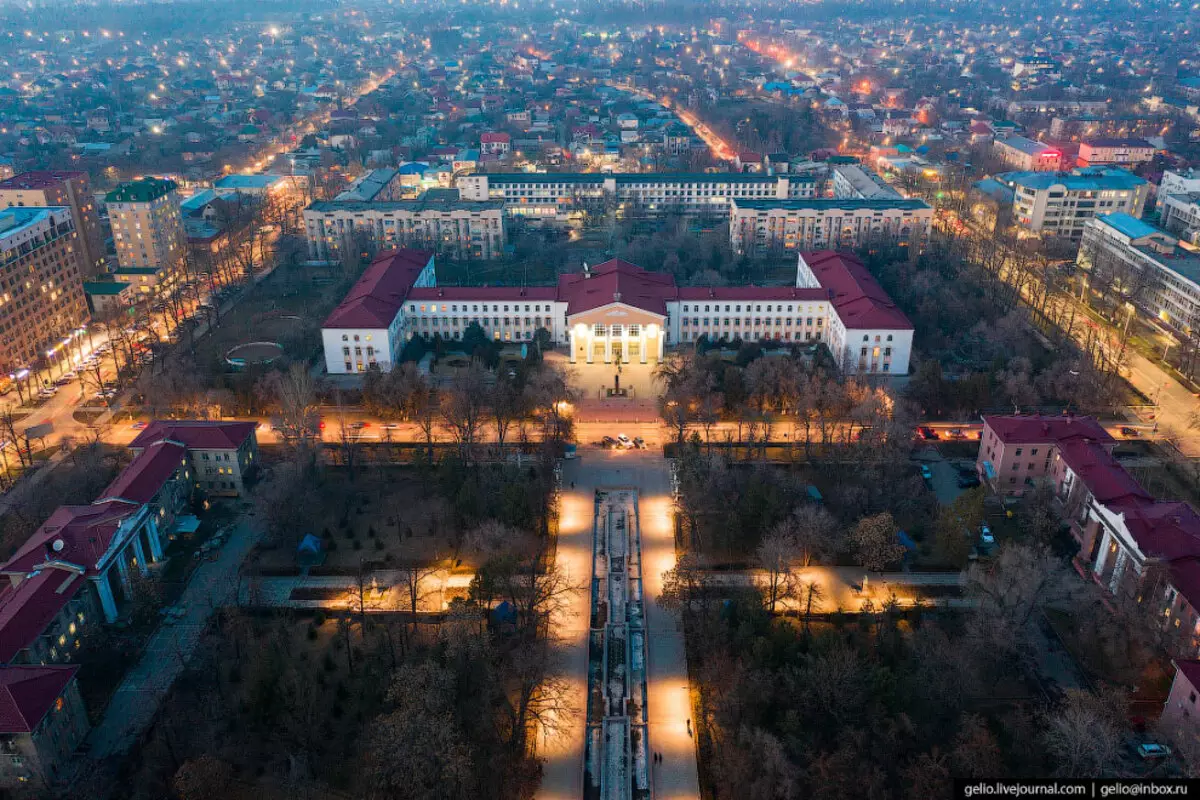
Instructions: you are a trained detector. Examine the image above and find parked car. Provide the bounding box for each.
[601,436,617,448]
[1120,427,1140,437]
[980,525,994,546]
[918,426,939,440]
[919,464,933,481]
[957,475,981,489]
[633,436,646,449]
[131,421,147,429]
[947,428,965,439]
[53,376,73,387]
[1136,743,1171,760]
[616,433,633,449]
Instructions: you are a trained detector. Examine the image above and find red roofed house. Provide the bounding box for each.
[329,251,914,378]
[97,439,192,530]
[0,666,89,791]
[480,132,511,155]
[129,420,259,497]
[321,249,436,375]
[0,499,165,624]
[978,414,1116,496]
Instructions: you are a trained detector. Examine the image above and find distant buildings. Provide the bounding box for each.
[993,167,1150,239]
[1077,212,1200,334]
[0,171,105,277]
[304,195,506,262]
[455,172,817,222]
[728,198,933,255]
[1077,138,1157,168]
[992,136,1063,172]
[1159,170,1200,245]
[322,249,914,376]
[105,178,186,287]
[831,163,903,200]
[0,207,89,374]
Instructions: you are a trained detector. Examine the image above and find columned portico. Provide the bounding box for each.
[567,306,666,367]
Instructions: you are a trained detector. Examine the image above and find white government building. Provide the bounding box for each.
[321,248,913,376]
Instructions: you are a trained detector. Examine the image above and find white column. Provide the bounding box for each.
[568,328,576,364]
[604,332,612,364]
[585,330,593,364]
[95,577,119,623]
[147,518,164,562]
[640,330,648,364]
[1108,549,1129,595]
[1093,530,1113,575]
[115,549,132,594]
[132,535,148,575]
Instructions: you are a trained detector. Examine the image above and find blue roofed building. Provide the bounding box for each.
[1078,212,1200,334]
[993,167,1150,239]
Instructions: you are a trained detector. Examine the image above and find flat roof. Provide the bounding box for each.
[475,172,815,185]
[732,198,931,212]
[1095,211,1160,240]
[308,197,505,214]
[0,207,69,240]
[996,167,1147,192]
[213,174,286,190]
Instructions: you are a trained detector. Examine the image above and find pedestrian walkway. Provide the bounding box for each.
[75,519,262,770]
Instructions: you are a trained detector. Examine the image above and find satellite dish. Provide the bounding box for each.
[52,539,65,553]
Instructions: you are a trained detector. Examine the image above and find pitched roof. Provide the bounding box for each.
[983,414,1114,446]
[802,251,913,331]
[0,170,84,191]
[0,666,78,733]
[323,249,434,329]
[0,566,84,663]
[556,259,677,316]
[129,420,258,451]
[97,440,188,504]
[105,177,177,204]
[1057,438,1152,505]
[0,502,138,577]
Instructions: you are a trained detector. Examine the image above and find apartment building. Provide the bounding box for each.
[323,249,914,376]
[304,196,505,262]
[1161,192,1200,245]
[994,167,1149,239]
[992,136,1063,172]
[455,172,817,221]
[1077,137,1157,168]
[105,178,186,282]
[728,198,933,255]
[333,168,405,203]
[0,207,88,373]
[831,163,903,199]
[0,171,105,277]
[1161,169,1200,198]
[1077,213,1200,334]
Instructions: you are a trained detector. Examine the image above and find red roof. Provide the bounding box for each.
[98,440,188,504]
[1110,498,1200,564]
[677,286,826,301]
[1057,438,1151,505]
[0,666,78,733]
[323,249,433,329]
[556,259,677,316]
[408,286,557,302]
[481,132,510,143]
[0,170,84,191]
[983,414,1114,446]
[802,251,913,331]
[129,420,257,451]
[0,501,138,577]
[0,566,84,663]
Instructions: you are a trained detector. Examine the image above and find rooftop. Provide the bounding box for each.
[983,414,1115,446]
[213,175,288,191]
[105,177,178,204]
[732,198,931,212]
[0,666,79,734]
[323,248,435,329]
[0,170,85,192]
[97,440,188,505]
[129,420,259,452]
[0,566,85,663]
[1094,211,1160,240]
[995,167,1147,192]
[0,207,69,240]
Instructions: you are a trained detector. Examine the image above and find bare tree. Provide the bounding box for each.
[268,363,321,462]
[757,523,800,613]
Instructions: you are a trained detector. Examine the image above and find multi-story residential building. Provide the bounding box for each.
[992,136,1063,172]
[455,172,817,222]
[104,178,186,282]
[304,197,505,262]
[830,163,903,200]
[728,198,933,255]
[1077,213,1200,334]
[1077,137,1157,168]
[0,207,88,374]
[993,167,1150,239]
[0,172,105,277]
[1161,169,1200,198]
[1160,192,1200,245]
[0,666,90,792]
[129,420,260,497]
[323,249,914,376]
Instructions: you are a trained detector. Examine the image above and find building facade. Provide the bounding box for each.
[0,207,88,373]
[304,198,505,262]
[1077,138,1157,168]
[0,666,90,792]
[455,172,817,222]
[105,178,186,275]
[992,136,1063,172]
[1161,192,1200,245]
[323,249,914,376]
[1077,213,1200,335]
[129,421,260,497]
[0,172,105,277]
[993,167,1150,239]
[729,198,933,255]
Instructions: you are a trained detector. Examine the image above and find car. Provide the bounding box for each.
[616,433,633,448]
[980,525,994,545]
[633,436,646,449]
[62,370,76,380]
[601,436,617,448]
[131,421,147,429]
[919,464,933,481]
[957,475,981,489]
[1136,743,1171,760]
[1120,427,1140,437]
[918,426,939,440]
[947,428,965,439]
[54,376,73,387]
[350,421,368,430]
